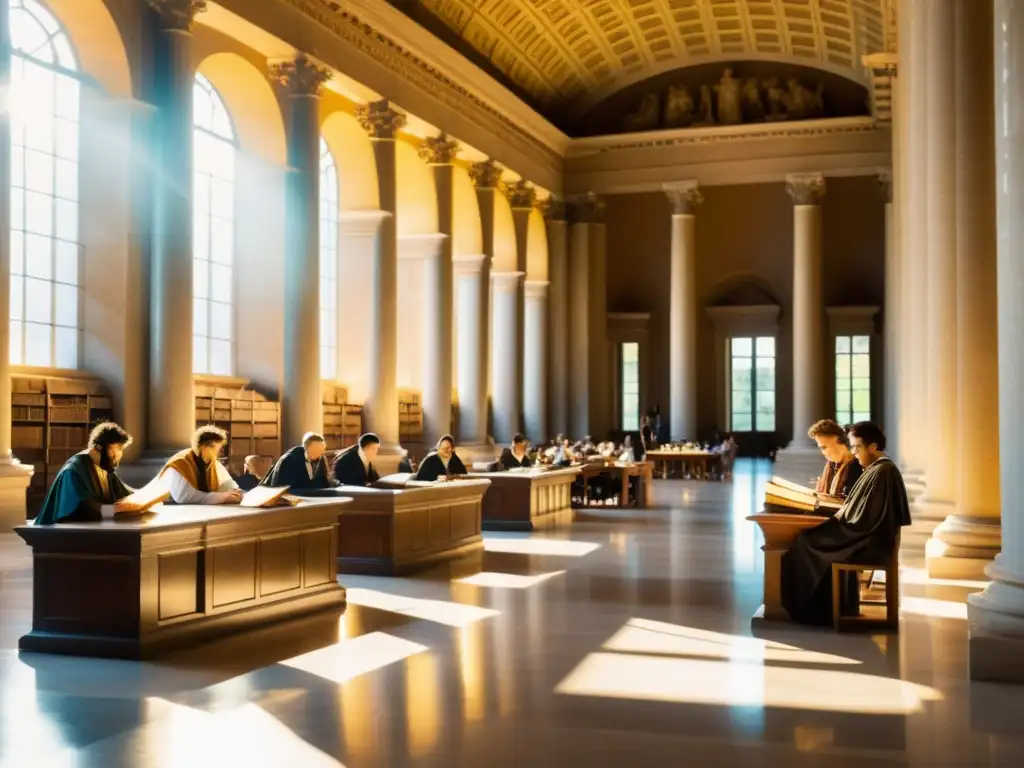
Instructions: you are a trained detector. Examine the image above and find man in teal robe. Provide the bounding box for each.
[34,422,136,525]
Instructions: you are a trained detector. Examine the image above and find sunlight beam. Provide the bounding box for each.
[281,631,428,685]
[482,538,601,557]
[345,588,500,628]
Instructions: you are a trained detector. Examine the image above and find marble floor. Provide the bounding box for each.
[1,460,1022,767]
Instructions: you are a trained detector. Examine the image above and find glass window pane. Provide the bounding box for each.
[836,335,850,354]
[210,339,231,376]
[193,173,210,214]
[732,413,752,432]
[55,76,79,120]
[211,179,232,219]
[836,390,851,413]
[836,355,851,380]
[55,197,77,242]
[210,301,231,340]
[756,413,775,432]
[54,326,77,369]
[320,280,336,311]
[211,217,233,265]
[731,337,752,357]
[55,239,77,284]
[321,348,336,381]
[853,411,871,422]
[25,277,52,323]
[193,335,208,373]
[11,188,24,230]
[853,389,871,413]
[11,231,24,275]
[210,264,231,303]
[852,354,870,378]
[193,214,209,262]
[11,276,24,321]
[24,321,51,366]
[623,342,639,363]
[732,388,752,416]
[755,336,775,357]
[54,118,76,160]
[732,356,752,391]
[193,298,208,337]
[25,190,53,235]
[755,357,775,390]
[193,260,209,300]
[10,321,23,365]
[54,283,77,327]
[25,233,51,279]
[25,149,54,194]
[321,311,336,347]
[853,335,870,354]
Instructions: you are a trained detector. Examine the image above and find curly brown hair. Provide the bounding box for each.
[88,422,132,451]
[807,419,848,445]
[192,425,228,454]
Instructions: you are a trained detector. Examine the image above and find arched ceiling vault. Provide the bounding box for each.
[391,0,893,115]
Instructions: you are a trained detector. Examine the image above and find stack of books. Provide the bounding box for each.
[764,476,843,514]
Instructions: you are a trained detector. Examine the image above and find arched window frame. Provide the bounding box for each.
[191,72,237,376]
[319,138,339,381]
[8,0,84,369]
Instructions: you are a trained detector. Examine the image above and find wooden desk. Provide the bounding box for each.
[646,450,722,480]
[746,512,829,623]
[14,499,349,659]
[305,479,490,575]
[576,462,653,509]
[471,467,580,531]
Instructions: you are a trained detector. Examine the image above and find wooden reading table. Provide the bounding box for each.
[575,461,654,509]
[15,498,350,659]
[646,450,722,480]
[469,466,580,530]
[746,511,829,623]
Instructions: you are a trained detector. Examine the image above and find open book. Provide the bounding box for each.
[115,484,171,515]
[765,476,843,513]
[240,485,297,508]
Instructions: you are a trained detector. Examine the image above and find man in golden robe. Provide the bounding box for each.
[159,425,242,505]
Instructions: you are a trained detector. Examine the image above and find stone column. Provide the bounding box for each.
[968,0,1024,684]
[356,100,405,452]
[490,271,525,442]
[540,198,569,438]
[916,0,958,526]
[0,0,33,529]
[418,135,460,445]
[455,254,489,447]
[504,180,536,439]
[927,0,1000,579]
[664,181,702,442]
[568,193,607,439]
[786,173,826,447]
[879,170,899,461]
[271,56,330,448]
[524,280,549,442]
[147,0,206,453]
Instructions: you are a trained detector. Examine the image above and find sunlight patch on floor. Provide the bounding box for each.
[454,571,566,589]
[281,631,428,685]
[482,537,601,557]
[346,588,500,628]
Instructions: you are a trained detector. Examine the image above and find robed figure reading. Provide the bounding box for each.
[332,433,381,487]
[499,434,533,470]
[261,434,334,491]
[414,435,468,481]
[781,423,910,626]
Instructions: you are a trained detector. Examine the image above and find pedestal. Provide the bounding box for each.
[746,512,829,626]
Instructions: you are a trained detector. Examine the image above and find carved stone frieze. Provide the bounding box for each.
[269,55,332,96]
[537,197,567,222]
[664,181,703,215]
[501,180,536,210]
[418,134,461,165]
[469,160,503,190]
[355,100,406,139]
[786,173,826,205]
[568,193,606,225]
[146,0,207,31]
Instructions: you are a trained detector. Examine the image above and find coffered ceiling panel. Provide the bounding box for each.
[392,0,892,112]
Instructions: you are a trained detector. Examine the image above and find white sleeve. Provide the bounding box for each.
[164,469,217,505]
[215,461,239,492]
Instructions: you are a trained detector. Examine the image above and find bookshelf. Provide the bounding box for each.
[194,378,281,476]
[322,383,363,448]
[398,390,423,443]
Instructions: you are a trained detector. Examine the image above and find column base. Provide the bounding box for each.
[0,456,35,532]
[771,446,822,487]
[458,442,499,465]
[925,516,1000,580]
[969,560,1024,682]
[375,443,408,477]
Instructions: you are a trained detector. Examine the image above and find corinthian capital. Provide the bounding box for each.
[146,0,207,31]
[786,173,826,205]
[418,134,461,165]
[537,196,567,222]
[355,100,406,140]
[664,181,703,215]
[269,55,332,96]
[568,192,605,225]
[501,180,536,210]
[469,160,503,189]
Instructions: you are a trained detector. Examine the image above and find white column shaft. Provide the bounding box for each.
[456,257,488,444]
[791,204,824,445]
[424,166,454,444]
[524,282,549,441]
[669,213,697,441]
[547,219,569,437]
[491,273,523,442]
[568,223,591,438]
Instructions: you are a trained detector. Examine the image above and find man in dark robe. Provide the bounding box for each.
[640,414,655,458]
[35,422,137,525]
[499,433,533,470]
[414,435,468,481]
[781,421,911,626]
[261,433,335,490]
[332,432,381,486]
[235,455,272,491]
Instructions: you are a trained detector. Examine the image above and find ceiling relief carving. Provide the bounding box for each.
[389,0,890,132]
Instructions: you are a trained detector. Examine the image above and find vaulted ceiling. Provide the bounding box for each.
[389,0,893,122]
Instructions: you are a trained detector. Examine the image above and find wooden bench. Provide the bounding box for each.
[831,530,901,632]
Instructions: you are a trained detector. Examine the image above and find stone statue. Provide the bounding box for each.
[714,67,743,125]
[783,78,814,119]
[695,83,715,125]
[663,84,694,128]
[623,93,660,132]
[743,77,764,121]
[765,77,787,120]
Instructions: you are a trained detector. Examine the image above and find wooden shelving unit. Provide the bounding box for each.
[194,378,280,476]
[399,390,423,443]
[322,383,363,449]
[12,375,113,510]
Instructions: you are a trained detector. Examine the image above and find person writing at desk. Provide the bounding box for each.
[159,426,242,505]
[808,419,863,499]
[414,435,467,481]
[261,432,334,490]
[34,422,139,524]
[781,421,911,626]
[332,432,381,486]
[500,433,533,470]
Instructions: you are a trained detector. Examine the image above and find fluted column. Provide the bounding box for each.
[927,0,1000,579]
[455,254,489,446]
[356,100,405,449]
[664,181,702,442]
[147,0,206,452]
[524,280,549,441]
[916,0,959,525]
[879,169,899,461]
[271,56,330,448]
[491,271,525,442]
[504,180,536,439]
[786,173,826,447]
[0,0,33,529]
[540,199,569,437]
[967,0,1024,684]
[568,193,607,439]
[418,135,460,445]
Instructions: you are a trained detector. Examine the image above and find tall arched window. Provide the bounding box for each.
[192,73,235,375]
[319,138,339,381]
[8,0,81,368]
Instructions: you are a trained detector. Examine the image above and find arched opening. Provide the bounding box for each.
[8,0,82,368]
[320,137,339,382]
[452,165,482,257]
[492,193,517,273]
[191,72,237,376]
[525,207,548,281]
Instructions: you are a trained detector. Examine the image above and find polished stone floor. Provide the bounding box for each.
[1,459,1022,767]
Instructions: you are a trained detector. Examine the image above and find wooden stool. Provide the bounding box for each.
[830,531,901,632]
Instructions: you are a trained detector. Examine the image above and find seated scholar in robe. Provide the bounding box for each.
[808,419,863,499]
[261,432,335,491]
[158,426,242,505]
[413,435,468,481]
[499,433,533,470]
[35,422,137,525]
[781,422,911,626]
[331,432,381,487]
[235,454,272,491]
